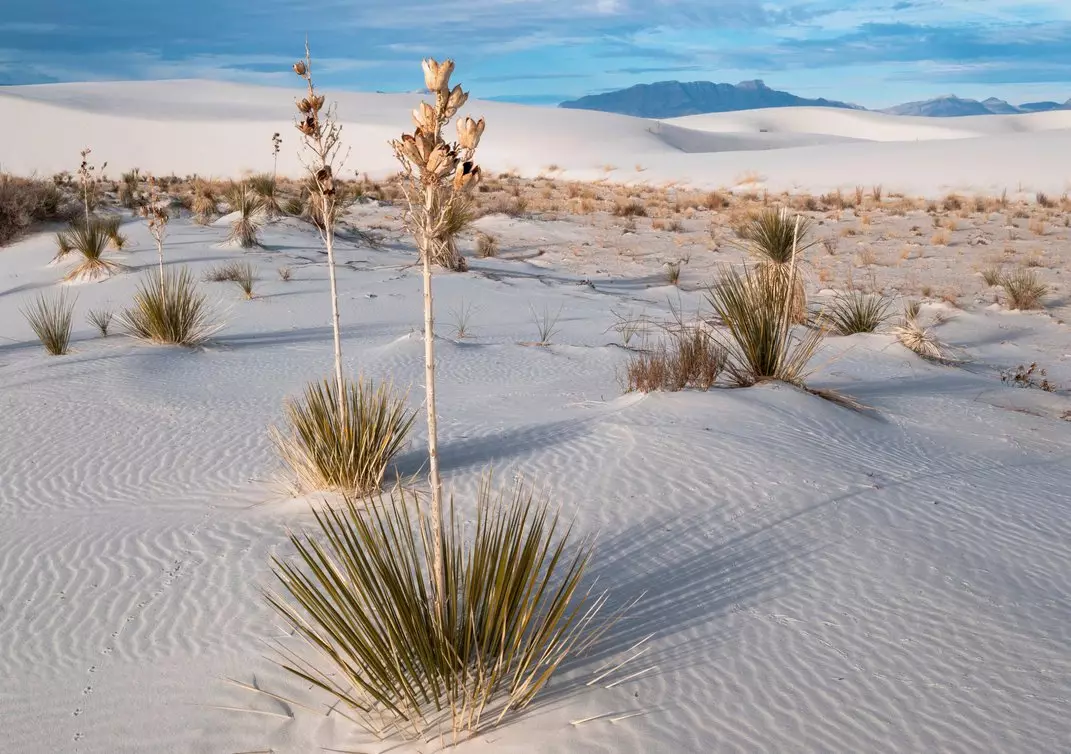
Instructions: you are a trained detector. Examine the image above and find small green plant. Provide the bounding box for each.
[448,299,476,338]
[233,261,257,299]
[736,206,817,263]
[53,231,73,260]
[821,290,893,335]
[227,184,266,247]
[608,307,650,348]
[64,217,123,281]
[267,476,610,739]
[1001,268,1048,309]
[271,377,416,496]
[475,232,498,258]
[86,307,114,337]
[530,304,563,345]
[248,172,281,218]
[22,290,76,355]
[706,264,824,386]
[120,267,219,346]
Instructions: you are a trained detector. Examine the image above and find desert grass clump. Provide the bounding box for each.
[248,172,282,218]
[267,476,609,740]
[706,263,824,386]
[233,261,257,299]
[22,290,76,355]
[87,307,114,337]
[278,265,292,282]
[1002,267,1048,310]
[821,290,892,335]
[980,265,1003,287]
[475,231,498,258]
[227,183,266,248]
[191,180,218,224]
[120,267,219,346]
[625,328,726,392]
[204,260,249,283]
[64,217,123,281]
[891,301,947,361]
[612,199,647,218]
[270,377,415,496]
[53,231,73,260]
[530,304,563,345]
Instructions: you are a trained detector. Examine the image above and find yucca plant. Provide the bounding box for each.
[64,217,123,281]
[86,307,114,337]
[119,266,219,346]
[267,476,609,741]
[248,172,282,218]
[735,207,816,322]
[191,180,218,224]
[270,377,415,496]
[706,263,825,386]
[22,290,76,355]
[227,183,266,248]
[233,261,256,299]
[891,301,947,361]
[53,231,73,260]
[1002,267,1048,310]
[821,290,893,335]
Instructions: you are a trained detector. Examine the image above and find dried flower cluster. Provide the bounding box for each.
[391,58,485,270]
[141,176,171,288]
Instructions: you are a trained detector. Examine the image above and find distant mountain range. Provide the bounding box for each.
[558,80,1071,118]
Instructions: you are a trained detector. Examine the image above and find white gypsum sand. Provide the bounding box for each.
[1,81,1070,753]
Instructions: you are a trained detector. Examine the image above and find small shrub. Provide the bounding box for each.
[736,207,816,263]
[248,172,281,217]
[612,199,647,218]
[448,299,476,338]
[1036,192,1055,209]
[665,260,683,286]
[191,181,218,224]
[64,217,123,281]
[1002,268,1048,310]
[822,291,892,335]
[980,266,1003,287]
[270,377,415,496]
[267,477,609,738]
[530,304,563,345]
[625,328,726,392]
[0,173,68,246]
[203,261,249,283]
[120,266,219,346]
[706,264,824,386]
[278,265,292,282]
[227,184,266,248]
[87,307,114,337]
[233,261,257,299]
[1001,362,1056,392]
[22,290,76,355]
[475,232,499,258]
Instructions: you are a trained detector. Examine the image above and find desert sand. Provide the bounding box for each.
[1,81,1070,753]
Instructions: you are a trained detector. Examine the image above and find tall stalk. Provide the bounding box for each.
[293,43,346,418]
[391,59,485,619]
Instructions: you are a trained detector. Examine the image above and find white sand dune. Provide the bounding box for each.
[1,81,1071,753]
[3,80,1071,195]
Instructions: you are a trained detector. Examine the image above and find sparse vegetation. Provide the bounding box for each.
[625,327,725,392]
[233,261,257,299]
[22,290,76,355]
[822,290,893,335]
[1001,362,1056,392]
[892,302,947,361]
[0,173,69,246]
[530,304,563,345]
[120,267,219,346]
[448,299,477,338]
[475,232,498,258]
[980,265,1003,287]
[227,183,266,247]
[64,217,123,281]
[278,265,292,282]
[87,307,114,337]
[1002,267,1048,310]
[270,377,415,496]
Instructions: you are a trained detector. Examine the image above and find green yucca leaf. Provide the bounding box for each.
[821,290,893,335]
[737,207,817,264]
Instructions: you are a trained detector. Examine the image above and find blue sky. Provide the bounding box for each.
[1,1,1069,107]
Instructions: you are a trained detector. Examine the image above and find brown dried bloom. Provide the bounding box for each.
[293,60,307,76]
[422,58,454,93]
[456,117,485,150]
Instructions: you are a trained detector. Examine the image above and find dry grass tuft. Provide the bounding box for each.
[821,290,892,335]
[227,184,267,247]
[22,290,76,355]
[1002,267,1048,310]
[625,327,725,392]
[86,307,114,337]
[0,173,70,246]
[475,232,499,258]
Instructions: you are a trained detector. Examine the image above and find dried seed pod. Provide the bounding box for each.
[446,85,468,113]
[316,166,335,195]
[311,94,325,111]
[293,61,307,76]
[297,98,312,113]
[422,58,455,93]
[411,102,437,132]
[424,144,458,180]
[456,117,485,150]
[452,162,481,192]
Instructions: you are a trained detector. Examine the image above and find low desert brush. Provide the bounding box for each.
[821,290,892,335]
[1001,362,1056,392]
[248,172,282,217]
[278,265,292,282]
[227,184,266,247]
[64,217,123,281]
[980,265,1003,287]
[204,261,250,282]
[87,307,114,337]
[271,376,415,496]
[0,173,68,246]
[625,328,726,392]
[191,180,218,224]
[475,232,498,258]
[120,266,219,346]
[706,264,825,386]
[22,290,76,355]
[267,476,610,740]
[1002,267,1048,309]
[891,302,947,361]
[232,261,257,299]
